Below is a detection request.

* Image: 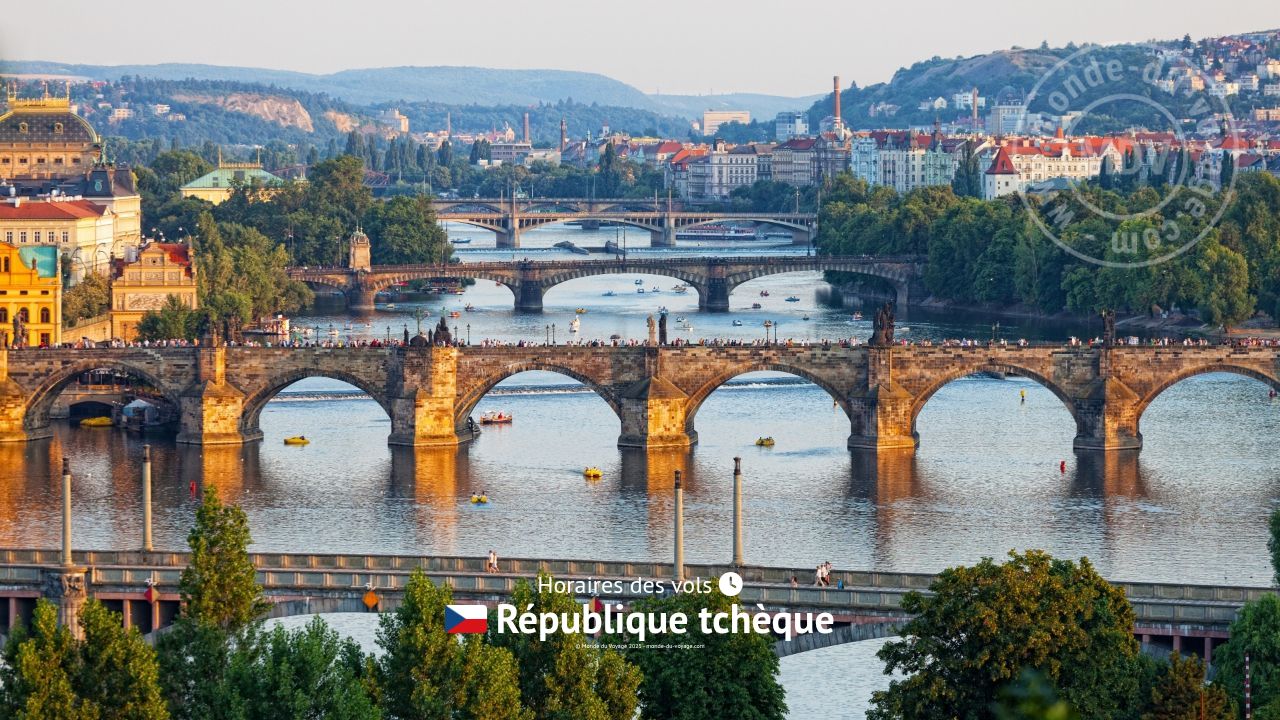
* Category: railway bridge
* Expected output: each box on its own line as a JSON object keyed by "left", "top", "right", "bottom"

{"left": 1, "top": 344, "right": 1277, "bottom": 453}
{"left": 288, "top": 255, "right": 922, "bottom": 311}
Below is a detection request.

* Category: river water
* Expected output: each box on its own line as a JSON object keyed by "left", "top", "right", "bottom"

{"left": 3, "top": 224, "right": 1278, "bottom": 717}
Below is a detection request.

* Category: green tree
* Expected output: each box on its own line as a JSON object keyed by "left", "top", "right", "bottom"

{"left": 993, "top": 670, "right": 1079, "bottom": 720}
{"left": 180, "top": 486, "right": 268, "bottom": 631}
{"left": 1195, "top": 238, "right": 1254, "bottom": 329}
{"left": 76, "top": 600, "right": 169, "bottom": 720}
{"left": 63, "top": 272, "right": 111, "bottom": 327}
{"left": 135, "top": 295, "right": 201, "bottom": 341}
{"left": 0, "top": 601, "right": 98, "bottom": 720}
{"left": 362, "top": 195, "right": 451, "bottom": 265}
{"left": 1271, "top": 507, "right": 1280, "bottom": 586}
{"left": 1213, "top": 594, "right": 1280, "bottom": 714}
{"left": 620, "top": 588, "right": 783, "bottom": 720}
{"left": 868, "top": 550, "right": 1143, "bottom": 720}
{"left": 375, "top": 570, "right": 529, "bottom": 720}
{"left": 1141, "top": 653, "right": 1232, "bottom": 720}
{"left": 951, "top": 141, "right": 983, "bottom": 198}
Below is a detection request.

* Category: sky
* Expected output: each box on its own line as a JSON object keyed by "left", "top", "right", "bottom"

{"left": 2, "top": 0, "right": 1278, "bottom": 97}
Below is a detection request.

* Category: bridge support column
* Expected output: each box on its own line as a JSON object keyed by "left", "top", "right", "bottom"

{"left": 651, "top": 225, "right": 677, "bottom": 248}
{"left": 176, "top": 346, "right": 247, "bottom": 445}
{"left": 346, "top": 287, "right": 377, "bottom": 311}
{"left": 496, "top": 226, "right": 521, "bottom": 249}
{"left": 618, "top": 377, "right": 695, "bottom": 449}
{"left": 0, "top": 349, "right": 29, "bottom": 443}
{"left": 1072, "top": 377, "right": 1143, "bottom": 452}
{"left": 389, "top": 347, "right": 463, "bottom": 447}
{"left": 791, "top": 228, "right": 813, "bottom": 246}
{"left": 514, "top": 283, "right": 544, "bottom": 313}
{"left": 42, "top": 568, "right": 87, "bottom": 639}
{"left": 848, "top": 347, "right": 917, "bottom": 451}
{"left": 699, "top": 279, "right": 731, "bottom": 312}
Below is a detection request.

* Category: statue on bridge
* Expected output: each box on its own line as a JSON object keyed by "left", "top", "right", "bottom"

{"left": 11, "top": 311, "right": 27, "bottom": 349}
{"left": 658, "top": 314, "right": 668, "bottom": 346}
{"left": 870, "top": 303, "right": 895, "bottom": 346}
{"left": 647, "top": 315, "right": 657, "bottom": 346}
{"left": 434, "top": 317, "right": 453, "bottom": 346}
{"left": 1102, "top": 309, "right": 1116, "bottom": 347}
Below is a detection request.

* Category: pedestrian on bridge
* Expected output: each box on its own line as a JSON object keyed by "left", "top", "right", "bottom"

{"left": 487, "top": 549, "right": 499, "bottom": 574}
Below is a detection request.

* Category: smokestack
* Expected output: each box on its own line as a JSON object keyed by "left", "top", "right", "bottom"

{"left": 559, "top": 117, "right": 567, "bottom": 153}
{"left": 833, "top": 75, "right": 842, "bottom": 128}
{"left": 523, "top": 113, "right": 530, "bottom": 144}
{"left": 972, "top": 87, "right": 979, "bottom": 130}
{"left": 445, "top": 112, "right": 452, "bottom": 137}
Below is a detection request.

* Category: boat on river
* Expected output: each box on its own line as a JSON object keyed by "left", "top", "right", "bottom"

{"left": 283, "top": 436, "right": 310, "bottom": 446}
{"left": 480, "top": 411, "right": 513, "bottom": 424}
{"left": 80, "top": 416, "right": 113, "bottom": 428}
{"left": 570, "top": 317, "right": 580, "bottom": 333}
{"left": 553, "top": 240, "right": 590, "bottom": 255}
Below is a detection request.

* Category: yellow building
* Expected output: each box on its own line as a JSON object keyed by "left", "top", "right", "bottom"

{"left": 0, "top": 241, "right": 61, "bottom": 347}
{"left": 180, "top": 156, "right": 286, "bottom": 205}
{"left": 109, "top": 242, "right": 197, "bottom": 341}
{"left": 0, "top": 197, "right": 116, "bottom": 280}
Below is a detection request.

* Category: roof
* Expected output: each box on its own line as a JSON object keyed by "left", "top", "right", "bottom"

{"left": 985, "top": 146, "right": 1018, "bottom": 175}
{"left": 146, "top": 242, "right": 192, "bottom": 267}
{"left": 182, "top": 165, "right": 284, "bottom": 190}
{"left": 776, "top": 138, "right": 817, "bottom": 151}
{"left": 0, "top": 101, "right": 99, "bottom": 145}
{"left": 0, "top": 198, "right": 105, "bottom": 220}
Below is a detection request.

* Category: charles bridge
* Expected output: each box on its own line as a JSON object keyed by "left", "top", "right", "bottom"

{"left": 287, "top": 254, "right": 921, "bottom": 312}
{"left": 428, "top": 195, "right": 818, "bottom": 249}
{"left": 1, "top": 343, "right": 1277, "bottom": 453}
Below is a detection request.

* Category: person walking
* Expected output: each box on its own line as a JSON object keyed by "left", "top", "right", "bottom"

{"left": 487, "top": 549, "right": 499, "bottom": 574}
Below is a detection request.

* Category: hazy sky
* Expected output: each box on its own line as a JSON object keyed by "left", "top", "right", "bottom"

{"left": 2, "top": 1, "right": 1278, "bottom": 96}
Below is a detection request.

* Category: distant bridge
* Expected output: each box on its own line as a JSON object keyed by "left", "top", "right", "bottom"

{"left": 431, "top": 197, "right": 817, "bottom": 248}
{"left": 288, "top": 255, "right": 922, "bottom": 311}
{"left": 1, "top": 548, "right": 1258, "bottom": 660}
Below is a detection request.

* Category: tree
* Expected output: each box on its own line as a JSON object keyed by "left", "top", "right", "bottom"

{"left": 1271, "top": 507, "right": 1280, "bottom": 586}
{"left": 375, "top": 570, "right": 529, "bottom": 720}
{"left": 0, "top": 599, "right": 168, "bottom": 720}
{"left": 179, "top": 486, "right": 269, "bottom": 632}
{"left": 620, "top": 588, "right": 783, "bottom": 720}
{"left": 362, "top": 195, "right": 451, "bottom": 265}
{"left": 952, "top": 141, "right": 983, "bottom": 198}
{"left": 868, "top": 550, "right": 1144, "bottom": 720}
{"left": 1195, "top": 238, "right": 1254, "bottom": 329}
{"left": 993, "top": 670, "right": 1079, "bottom": 720}
{"left": 63, "top": 272, "right": 111, "bottom": 327}
{"left": 136, "top": 295, "right": 201, "bottom": 341}
{"left": 1213, "top": 594, "right": 1280, "bottom": 713}
{"left": 1220, "top": 152, "right": 1235, "bottom": 192}
{"left": 1141, "top": 653, "right": 1232, "bottom": 720}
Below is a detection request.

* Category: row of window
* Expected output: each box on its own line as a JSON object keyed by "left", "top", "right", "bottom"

{"left": 0, "top": 290, "right": 52, "bottom": 295}
{"left": 0, "top": 307, "right": 52, "bottom": 323}
{"left": 13, "top": 122, "right": 65, "bottom": 134}
{"left": 4, "top": 230, "right": 71, "bottom": 244}
{"left": 0, "top": 156, "right": 79, "bottom": 165}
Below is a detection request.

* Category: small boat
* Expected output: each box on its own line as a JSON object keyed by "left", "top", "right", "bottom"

{"left": 675, "top": 316, "right": 686, "bottom": 322}
{"left": 673, "top": 286, "right": 688, "bottom": 294}
{"left": 464, "top": 304, "right": 475, "bottom": 312}
{"left": 637, "top": 288, "right": 645, "bottom": 294}
{"left": 575, "top": 308, "right": 588, "bottom": 314}
{"left": 480, "top": 411, "right": 513, "bottom": 425}
{"left": 658, "top": 306, "right": 668, "bottom": 315}
{"left": 602, "top": 291, "right": 616, "bottom": 297}
{"left": 852, "top": 312, "right": 863, "bottom": 321}
{"left": 470, "top": 494, "right": 489, "bottom": 504}
{"left": 650, "top": 287, "right": 660, "bottom": 293}
{"left": 79, "top": 416, "right": 113, "bottom": 428}
{"left": 755, "top": 437, "right": 775, "bottom": 447}
{"left": 634, "top": 279, "right": 644, "bottom": 285}
{"left": 449, "top": 311, "right": 461, "bottom": 318}
{"left": 682, "top": 323, "right": 694, "bottom": 331}
{"left": 450, "top": 237, "right": 472, "bottom": 244}
{"left": 385, "top": 303, "right": 397, "bottom": 310}
{"left": 760, "top": 291, "right": 770, "bottom": 297}
{"left": 570, "top": 317, "right": 581, "bottom": 333}
{"left": 283, "top": 436, "right": 310, "bottom": 445}
{"left": 802, "top": 315, "right": 811, "bottom": 321}
{"left": 732, "top": 320, "right": 743, "bottom": 326}
{"left": 751, "top": 303, "right": 762, "bottom": 309}
{"left": 785, "top": 296, "right": 800, "bottom": 302}
{"left": 898, "top": 326, "right": 910, "bottom": 332}
{"left": 583, "top": 467, "right": 603, "bottom": 479}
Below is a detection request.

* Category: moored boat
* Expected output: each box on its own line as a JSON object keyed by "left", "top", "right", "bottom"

{"left": 480, "top": 411, "right": 513, "bottom": 424}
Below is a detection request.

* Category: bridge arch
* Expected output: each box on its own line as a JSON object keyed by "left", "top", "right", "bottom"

{"left": 909, "top": 363, "right": 1080, "bottom": 437}
{"left": 1135, "top": 364, "right": 1280, "bottom": 422}
{"left": 239, "top": 369, "right": 394, "bottom": 441}
{"left": 23, "top": 359, "right": 182, "bottom": 432}
{"left": 682, "top": 364, "right": 852, "bottom": 435}
{"left": 453, "top": 363, "right": 623, "bottom": 432}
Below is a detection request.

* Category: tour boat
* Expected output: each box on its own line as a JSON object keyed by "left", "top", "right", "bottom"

{"left": 755, "top": 437, "right": 775, "bottom": 447}
{"left": 676, "top": 224, "right": 757, "bottom": 241}
{"left": 283, "top": 436, "right": 310, "bottom": 446}
{"left": 732, "top": 320, "right": 743, "bottom": 326}
{"left": 570, "top": 317, "right": 581, "bottom": 333}
{"left": 785, "top": 296, "right": 800, "bottom": 302}
{"left": 583, "top": 467, "right": 603, "bottom": 479}
{"left": 480, "top": 411, "right": 513, "bottom": 425}
{"left": 79, "top": 416, "right": 113, "bottom": 428}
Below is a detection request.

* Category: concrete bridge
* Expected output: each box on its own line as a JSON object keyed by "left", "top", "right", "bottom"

{"left": 1, "top": 344, "right": 1277, "bottom": 452}
{"left": 0, "top": 548, "right": 1261, "bottom": 660}
{"left": 288, "top": 255, "right": 921, "bottom": 311}
{"left": 430, "top": 196, "right": 817, "bottom": 248}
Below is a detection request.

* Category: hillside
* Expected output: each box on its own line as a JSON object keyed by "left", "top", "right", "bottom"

{"left": 650, "top": 92, "right": 823, "bottom": 122}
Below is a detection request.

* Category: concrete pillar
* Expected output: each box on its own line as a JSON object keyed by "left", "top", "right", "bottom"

{"left": 1072, "top": 376, "right": 1143, "bottom": 452}
{"left": 346, "top": 286, "right": 377, "bottom": 311}
{"left": 177, "top": 346, "right": 247, "bottom": 445}
{"left": 513, "top": 283, "right": 545, "bottom": 313}
{"left": 0, "top": 348, "right": 29, "bottom": 443}
{"left": 700, "top": 278, "right": 731, "bottom": 312}
{"left": 652, "top": 224, "right": 677, "bottom": 248}
{"left": 732, "top": 457, "right": 744, "bottom": 567}
{"left": 790, "top": 227, "right": 812, "bottom": 246}
{"left": 496, "top": 223, "right": 521, "bottom": 248}
{"left": 49, "top": 458, "right": 87, "bottom": 638}
{"left": 1205, "top": 637, "right": 1213, "bottom": 665}
{"left": 673, "top": 470, "right": 684, "bottom": 583}
{"left": 62, "top": 459, "right": 72, "bottom": 566}
{"left": 618, "top": 375, "right": 695, "bottom": 449}
{"left": 1172, "top": 634, "right": 1182, "bottom": 652}
{"left": 141, "top": 445, "right": 153, "bottom": 553}
{"left": 847, "top": 347, "right": 918, "bottom": 451}
{"left": 388, "top": 347, "right": 462, "bottom": 447}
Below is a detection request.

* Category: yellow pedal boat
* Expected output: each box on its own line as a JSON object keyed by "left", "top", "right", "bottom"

{"left": 283, "top": 436, "right": 310, "bottom": 445}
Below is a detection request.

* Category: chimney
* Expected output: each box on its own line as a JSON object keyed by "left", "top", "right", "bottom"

{"left": 445, "top": 112, "right": 452, "bottom": 137}
{"left": 833, "top": 75, "right": 842, "bottom": 128}
{"left": 523, "top": 113, "right": 530, "bottom": 144}
{"left": 560, "top": 117, "right": 567, "bottom": 153}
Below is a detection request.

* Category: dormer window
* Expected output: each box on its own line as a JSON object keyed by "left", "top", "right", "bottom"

{"left": 17, "top": 122, "right": 28, "bottom": 134}
{"left": 53, "top": 122, "right": 63, "bottom": 134}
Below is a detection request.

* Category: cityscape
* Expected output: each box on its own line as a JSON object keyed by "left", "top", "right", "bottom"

{"left": 1, "top": 4, "right": 1279, "bottom": 719}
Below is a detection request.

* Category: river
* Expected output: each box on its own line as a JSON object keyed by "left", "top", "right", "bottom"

{"left": 2, "top": 224, "right": 1277, "bottom": 717}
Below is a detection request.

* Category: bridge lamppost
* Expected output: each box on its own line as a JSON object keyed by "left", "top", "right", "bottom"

{"left": 466, "top": 324, "right": 471, "bottom": 345}
{"left": 552, "top": 324, "right": 557, "bottom": 345}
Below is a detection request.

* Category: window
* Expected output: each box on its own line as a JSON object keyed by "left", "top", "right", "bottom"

{"left": 19, "top": 232, "right": 26, "bottom": 243}
{"left": 3, "top": 231, "right": 10, "bottom": 243}
{"left": 17, "top": 122, "right": 27, "bottom": 134}
{"left": 39, "top": 333, "right": 49, "bottom": 347}
{"left": 53, "top": 122, "right": 63, "bottom": 134}
{"left": 33, "top": 232, "right": 40, "bottom": 243}
{"left": 1, "top": 258, "right": 7, "bottom": 272}
{"left": 39, "top": 308, "right": 50, "bottom": 323}
{"left": 61, "top": 231, "right": 68, "bottom": 244}
{"left": 0, "top": 309, "right": 6, "bottom": 323}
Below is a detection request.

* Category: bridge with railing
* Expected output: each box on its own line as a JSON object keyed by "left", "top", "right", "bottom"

{"left": 1, "top": 548, "right": 1259, "bottom": 659}
{"left": 288, "top": 254, "right": 922, "bottom": 311}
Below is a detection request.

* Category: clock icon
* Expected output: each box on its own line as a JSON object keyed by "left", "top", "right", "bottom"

{"left": 718, "top": 571, "right": 743, "bottom": 597}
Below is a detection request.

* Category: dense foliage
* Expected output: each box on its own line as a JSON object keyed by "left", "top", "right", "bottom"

{"left": 1213, "top": 594, "right": 1280, "bottom": 716}
{"left": 816, "top": 172, "right": 1280, "bottom": 326}
{"left": 62, "top": 272, "right": 110, "bottom": 327}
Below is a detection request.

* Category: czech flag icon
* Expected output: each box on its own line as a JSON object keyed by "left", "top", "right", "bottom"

{"left": 445, "top": 604, "right": 488, "bottom": 634}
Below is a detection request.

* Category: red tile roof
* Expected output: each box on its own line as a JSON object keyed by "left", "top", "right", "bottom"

{"left": 985, "top": 146, "right": 1018, "bottom": 175}
{"left": 0, "top": 198, "right": 105, "bottom": 220}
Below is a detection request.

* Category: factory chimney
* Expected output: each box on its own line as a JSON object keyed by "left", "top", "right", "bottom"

{"left": 559, "top": 117, "right": 567, "bottom": 152}
{"left": 833, "top": 75, "right": 842, "bottom": 130}
{"left": 523, "top": 113, "right": 530, "bottom": 144}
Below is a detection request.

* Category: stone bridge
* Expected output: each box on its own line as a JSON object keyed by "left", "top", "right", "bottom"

{"left": 430, "top": 196, "right": 816, "bottom": 248}
{"left": 0, "top": 549, "right": 1260, "bottom": 660}
{"left": 288, "top": 255, "right": 921, "bottom": 311}
{"left": 1, "top": 344, "right": 1277, "bottom": 452}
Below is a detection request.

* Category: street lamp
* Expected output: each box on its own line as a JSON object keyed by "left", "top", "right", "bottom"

{"left": 466, "top": 324, "right": 471, "bottom": 345}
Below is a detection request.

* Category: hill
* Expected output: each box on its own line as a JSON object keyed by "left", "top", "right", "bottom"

{"left": 650, "top": 92, "right": 823, "bottom": 122}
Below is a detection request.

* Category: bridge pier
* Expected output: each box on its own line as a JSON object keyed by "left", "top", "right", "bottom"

{"left": 791, "top": 228, "right": 814, "bottom": 246}
{"left": 651, "top": 225, "right": 677, "bottom": 248}
{"left": 496, "top": 226, "right": 521, "bottom": 249}
{"left": 176, "top": 346, "right": 249, "bottom": 446}
{"left": 618, "top": 377, "right": 697, "bottom": 449}
{"left": 699, "top": 279, "right": 731, "bottom": 312}
{"left": 846, "top": 379, "right": 918, "bottom": 452}
{"left": 514, "top": 283, "right": 545, "bottom": 313}
{"left": 1071, "top": 377, "right": 1143, "bottom": 452}
{"left": 389, "top": 347, "right": 467, "bottom": 447}
{"left": 0, "top": 350, "right": 28, "bottom": 443}
{"left": 346, "top": 287, "right": 377, "bottom": 311}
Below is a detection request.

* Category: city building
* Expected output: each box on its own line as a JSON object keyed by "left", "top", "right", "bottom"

{"left": 378, "top": 108, "right": 409, "bottom": 134}
{"left": 988, "top": 90, "right": 1027, "bottom": 135}
{"left": 108, "top": 241, "right": 197, "bottom": 341}
{"left": 771, "top": 137, "right": 818, "bottom": 187}
{"left": 701, "top": 110, "right": 750, "bottom": 136}
{"left": 180, "top": 155, "right": 286, "bottom": 205}
{"left": 983, "top": 146, "right": 1020, "bottom": 199}
{"left": 0, "top": 197, "right": 119, "bottom": 280}
{"left": 489, "top": 142, "right": 533, "bottom": 165}
{"left": 774, "top": 112, "right": 809, "bottom": 141}
{"left": 0, "top": 89, "right": 102, "bottom": 179}
{"left": 0, "top": 241, "right": 60, "bottom": 347}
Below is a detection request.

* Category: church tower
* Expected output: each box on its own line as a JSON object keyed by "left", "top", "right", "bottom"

{"left": 348, "top": 228, "right": 371, "bottom": 271}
